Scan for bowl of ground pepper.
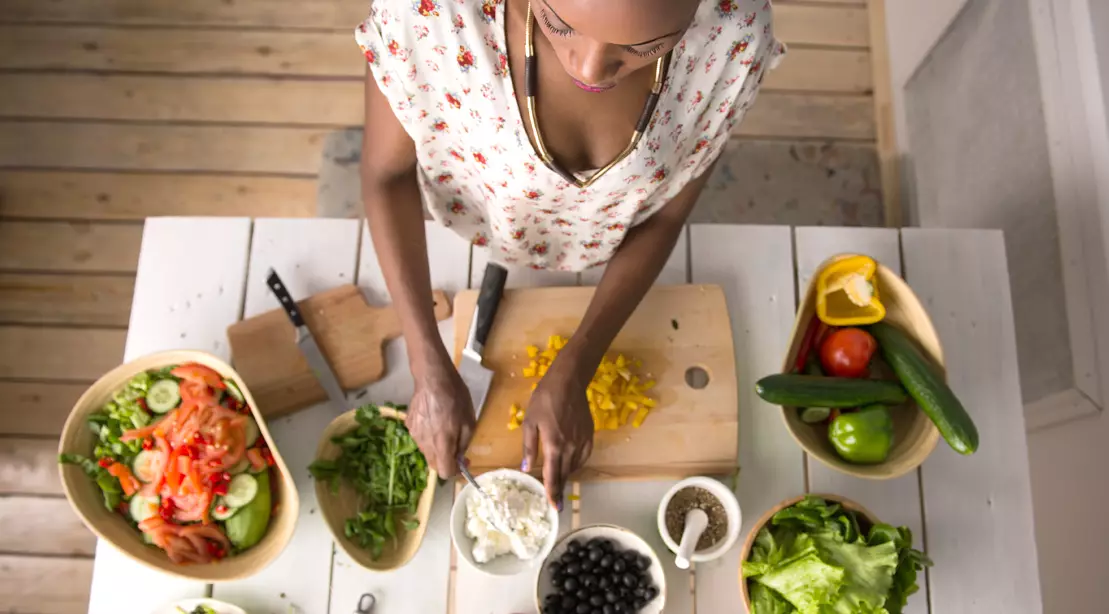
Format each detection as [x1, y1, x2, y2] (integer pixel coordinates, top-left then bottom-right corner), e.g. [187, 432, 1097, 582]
[657, 477, 742, 566]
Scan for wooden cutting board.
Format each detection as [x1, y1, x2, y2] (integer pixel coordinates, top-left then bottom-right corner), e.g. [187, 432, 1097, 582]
[453, 285, 738, 480]
[227, 284, 451, 418]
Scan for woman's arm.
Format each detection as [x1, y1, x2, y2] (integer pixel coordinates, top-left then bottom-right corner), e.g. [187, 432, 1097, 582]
[361, 67, 475, 477]
[522, 162, 716, 506]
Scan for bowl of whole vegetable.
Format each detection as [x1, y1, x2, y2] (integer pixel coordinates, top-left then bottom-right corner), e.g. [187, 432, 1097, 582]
[740, 494, 932, 614]
[310, 403, 436, 572]
[756, 254, 979, 480]
[57, 350, 299, 581]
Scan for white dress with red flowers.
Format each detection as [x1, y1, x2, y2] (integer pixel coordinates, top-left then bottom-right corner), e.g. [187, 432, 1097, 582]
[356, 0, 783, 271]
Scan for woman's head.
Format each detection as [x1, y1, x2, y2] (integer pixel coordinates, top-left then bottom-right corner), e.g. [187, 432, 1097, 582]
[531, 0, 700, 92]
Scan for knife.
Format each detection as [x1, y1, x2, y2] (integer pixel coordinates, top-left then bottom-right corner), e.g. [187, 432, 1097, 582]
[459, 262, 508, 419]
[266, 268, 349, 413]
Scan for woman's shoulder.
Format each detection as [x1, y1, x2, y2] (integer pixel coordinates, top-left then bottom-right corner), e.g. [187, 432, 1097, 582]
[356, 0, 500, 49]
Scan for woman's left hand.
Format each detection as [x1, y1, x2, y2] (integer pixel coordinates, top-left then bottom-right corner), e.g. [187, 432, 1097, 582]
[521, 358, 594, 510]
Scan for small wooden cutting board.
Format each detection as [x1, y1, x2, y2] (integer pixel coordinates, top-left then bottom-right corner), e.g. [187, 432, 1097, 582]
[227, 284, 451, 418]
[453, 284, 739, 481]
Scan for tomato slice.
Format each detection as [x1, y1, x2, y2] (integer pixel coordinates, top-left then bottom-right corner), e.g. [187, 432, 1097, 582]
[171, 363, 225, 390]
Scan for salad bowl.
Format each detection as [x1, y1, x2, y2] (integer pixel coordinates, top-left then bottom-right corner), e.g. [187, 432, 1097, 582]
[58, 350, 299, 581]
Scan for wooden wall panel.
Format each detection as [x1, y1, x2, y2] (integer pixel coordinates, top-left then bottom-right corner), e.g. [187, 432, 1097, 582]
[0, 170, 316, 220]
[0, 327, 126, 381]
[0, 273, 134, 327]
[0, 221, 143, 273]
[0, 497, 97, 556]
[0, 438, 63, 495]
[0, 555, 92, 614]
[0, 381, 90, 437]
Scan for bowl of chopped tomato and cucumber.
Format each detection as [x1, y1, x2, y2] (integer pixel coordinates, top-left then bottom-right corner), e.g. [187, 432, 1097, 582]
[756, 255, 980, 480]
[57, 350, 299, 581]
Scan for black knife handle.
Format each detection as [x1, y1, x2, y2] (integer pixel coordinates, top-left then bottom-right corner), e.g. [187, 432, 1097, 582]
[266, 268, 306, 328]
[469, 263, 508, 353]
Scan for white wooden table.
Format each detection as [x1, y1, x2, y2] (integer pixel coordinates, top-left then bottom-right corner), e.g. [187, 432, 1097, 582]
[87, 219, 1042, 614]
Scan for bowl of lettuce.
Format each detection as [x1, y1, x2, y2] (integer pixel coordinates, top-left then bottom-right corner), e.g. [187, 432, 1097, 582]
[740, 494, 931, 614]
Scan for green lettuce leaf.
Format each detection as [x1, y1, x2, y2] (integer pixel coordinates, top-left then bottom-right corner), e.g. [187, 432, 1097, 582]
[750, 582, 796, 614]
[812, 531, 898, 613]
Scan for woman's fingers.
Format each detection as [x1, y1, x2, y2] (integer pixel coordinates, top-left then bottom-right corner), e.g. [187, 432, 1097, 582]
[433, 429, 459, 477]
[521, 420, 540, 474]
[570, 438, 593, 475]
[542, 445, 565, 511]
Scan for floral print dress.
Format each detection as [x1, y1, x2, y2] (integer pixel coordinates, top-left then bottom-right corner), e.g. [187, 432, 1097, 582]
[356, 0, 783, 272]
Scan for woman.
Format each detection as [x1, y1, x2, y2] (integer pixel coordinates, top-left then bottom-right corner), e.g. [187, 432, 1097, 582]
[357, 0, 782, 508]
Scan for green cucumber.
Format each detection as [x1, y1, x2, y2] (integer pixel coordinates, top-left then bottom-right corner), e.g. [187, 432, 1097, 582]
[224, 470, 271, 550]
[224, 379, 245, 403]
[222, 473, 258, 508]
[211, 498, 238, 521]
[799, 407, 831, 424]
[129, 495, 159, 523]
[756, 374, 908, 408]
[869, 322, 979, 455]
[243, 416, 260, 447]
[131, 450, 162, 483]
[146, 379, 181, 413]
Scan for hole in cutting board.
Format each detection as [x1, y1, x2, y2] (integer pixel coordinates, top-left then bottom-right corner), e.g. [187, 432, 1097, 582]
[685, 366, 710, 389]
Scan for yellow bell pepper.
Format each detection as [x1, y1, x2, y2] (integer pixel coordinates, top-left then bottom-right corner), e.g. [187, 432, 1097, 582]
[816, 255, 886, 326]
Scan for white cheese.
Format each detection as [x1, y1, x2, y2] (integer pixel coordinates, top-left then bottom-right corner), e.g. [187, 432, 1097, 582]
[464, 477, 552, 564]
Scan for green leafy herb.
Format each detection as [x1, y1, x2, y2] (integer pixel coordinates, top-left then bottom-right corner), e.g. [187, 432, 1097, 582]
[308, 403, 429, 560]
[742, 496, 933, 614]
[59, 453, 122, 511]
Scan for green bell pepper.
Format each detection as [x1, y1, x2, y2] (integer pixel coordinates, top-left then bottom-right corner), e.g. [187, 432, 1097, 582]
[828, 404, 894, 464]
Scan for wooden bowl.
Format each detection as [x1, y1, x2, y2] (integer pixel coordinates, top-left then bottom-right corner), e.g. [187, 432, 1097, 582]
[314, 407, 437, 572]
[739, 494, 878, 611]
[780, 256, 942, 479]
[57, 350, 300, 582]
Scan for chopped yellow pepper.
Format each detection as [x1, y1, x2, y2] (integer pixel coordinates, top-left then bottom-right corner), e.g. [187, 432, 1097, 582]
[510, 334, 657, 432]
[816, 255, 886, 326]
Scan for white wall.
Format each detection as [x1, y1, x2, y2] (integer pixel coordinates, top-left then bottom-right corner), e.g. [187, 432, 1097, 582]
[884, 0, 969, 213]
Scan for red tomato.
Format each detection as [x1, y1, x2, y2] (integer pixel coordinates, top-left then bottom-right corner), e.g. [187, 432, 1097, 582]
[820, 328, 877, 378]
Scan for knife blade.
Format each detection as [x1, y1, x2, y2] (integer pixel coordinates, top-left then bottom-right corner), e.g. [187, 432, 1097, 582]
[265, 268, 349, 413]
[459, 262, 508, 418]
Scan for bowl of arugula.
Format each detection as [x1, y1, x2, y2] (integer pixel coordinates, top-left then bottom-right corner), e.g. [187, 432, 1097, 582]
[310, 403, 436, 571]
[740, 494, 932, 614]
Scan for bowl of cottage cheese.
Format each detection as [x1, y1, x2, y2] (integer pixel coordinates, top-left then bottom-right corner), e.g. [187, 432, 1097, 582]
[450, 468, 559, 576]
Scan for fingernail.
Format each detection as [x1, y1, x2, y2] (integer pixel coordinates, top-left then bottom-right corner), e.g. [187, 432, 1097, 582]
[556, 499, 564, 512]
[521, 459, 529, 472]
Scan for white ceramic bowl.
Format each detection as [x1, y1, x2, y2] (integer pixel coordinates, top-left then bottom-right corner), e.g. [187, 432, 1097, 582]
[449, 468, 560, 577]
[536, 524, 667, 614]
[657, 476, 743, 565]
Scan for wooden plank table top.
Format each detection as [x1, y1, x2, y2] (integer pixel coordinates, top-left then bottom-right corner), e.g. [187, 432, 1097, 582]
[85, 218, 1042, 614]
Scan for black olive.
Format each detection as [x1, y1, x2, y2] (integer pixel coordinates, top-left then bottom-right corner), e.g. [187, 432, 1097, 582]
[622, 550, 637, 562]
[638, 575, 650, 587]
[612, 558, 626, 573]
[562, 595, 577, 609]
[599, 554, 613, 568]
[603, 605, 615, 614]
[568, 540, 583, 553]
[605, 591, 619, 603]
[632, 587, 645, 598]
[582, 574, 596, 589]
[564, 577, 580, 592]
[565, 562, 581, 576]
[576, 589, 589, 601]
[589, 594, 604, 607]
[613, 603, 626, 614]
[599, 575, 612, 590]
[636, 555, 651, 571]
[599, 538, 613, 552]
[575, 604, 590, 614]
[582, 560, 595, 573]
[634, 598, 647, 610]
[645, 586, 659, 601]
[622, 573, 637, 588]
[551, 573, 564, 588]
[588, 547, 603, 562]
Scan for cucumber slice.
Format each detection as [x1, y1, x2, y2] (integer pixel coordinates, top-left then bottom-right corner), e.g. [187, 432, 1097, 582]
[129, 495, 159, 523]
[146, 380, 181, 414]
[131, 450, 164, 483]
[222, 474, 258, 508]
[799, 407, 831, 424]
[230, 458, 251, 475]
[243, 416, 260, 447]
[224, 379, 245, 403]
[211, 498, 238, 521]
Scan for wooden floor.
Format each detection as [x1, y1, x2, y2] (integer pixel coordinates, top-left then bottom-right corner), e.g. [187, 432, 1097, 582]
[0, 1, 891, 612]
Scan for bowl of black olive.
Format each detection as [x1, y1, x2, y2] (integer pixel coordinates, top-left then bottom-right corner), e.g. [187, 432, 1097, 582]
[536, 524, 665, 614]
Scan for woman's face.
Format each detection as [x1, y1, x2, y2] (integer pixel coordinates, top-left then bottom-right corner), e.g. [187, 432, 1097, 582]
[532, 0, 699, 92]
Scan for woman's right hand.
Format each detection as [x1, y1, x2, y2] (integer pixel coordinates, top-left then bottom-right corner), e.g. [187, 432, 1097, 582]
[404, 353, 476, 478]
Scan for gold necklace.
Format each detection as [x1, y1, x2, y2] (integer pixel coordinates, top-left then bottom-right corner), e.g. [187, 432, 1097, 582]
[523, 1, 671, 189]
